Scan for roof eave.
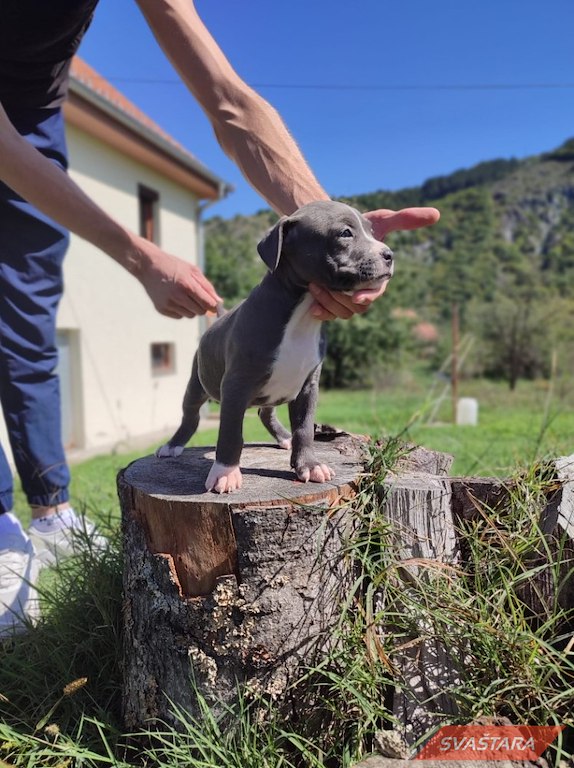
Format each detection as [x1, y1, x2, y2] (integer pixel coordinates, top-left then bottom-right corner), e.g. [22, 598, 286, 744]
[68, 75, 233, 201]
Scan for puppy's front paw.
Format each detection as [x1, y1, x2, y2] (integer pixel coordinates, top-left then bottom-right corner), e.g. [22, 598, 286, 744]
[294, 459, 335, 484]
[156, 444, 184, 458]
[205, 461, 242, 493]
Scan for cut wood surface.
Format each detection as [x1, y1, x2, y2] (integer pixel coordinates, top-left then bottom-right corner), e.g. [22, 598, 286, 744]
[120, 437, 365, 597]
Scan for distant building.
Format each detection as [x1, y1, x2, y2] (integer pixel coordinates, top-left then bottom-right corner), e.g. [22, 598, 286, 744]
[1, 58, 231, 463]
[413, 322, 439, 344]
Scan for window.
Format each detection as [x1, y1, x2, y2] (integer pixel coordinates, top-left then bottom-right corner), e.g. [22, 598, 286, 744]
[138, 184, 159, 242]
[151, 343, 175, 376]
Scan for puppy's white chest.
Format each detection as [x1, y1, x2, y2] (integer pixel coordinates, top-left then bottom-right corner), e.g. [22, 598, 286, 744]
[261, 294, 322, 404]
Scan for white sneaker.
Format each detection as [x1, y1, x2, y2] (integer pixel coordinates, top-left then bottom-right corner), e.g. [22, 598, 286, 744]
[28, 507, 108, 565]
[0, 533, 42, 638]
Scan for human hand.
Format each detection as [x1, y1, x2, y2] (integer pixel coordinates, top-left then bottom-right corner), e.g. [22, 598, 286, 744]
[309, 206, 440, 321]
[133, 236, 222, 319]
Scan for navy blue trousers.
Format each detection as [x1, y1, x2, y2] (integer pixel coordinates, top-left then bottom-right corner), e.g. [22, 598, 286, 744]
[0, 107, 70, 514]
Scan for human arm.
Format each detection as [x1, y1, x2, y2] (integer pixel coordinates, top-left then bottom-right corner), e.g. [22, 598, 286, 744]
[135, 0, 329, 217]
[134, 0, 440, 317]
[0, 101, 221, 318]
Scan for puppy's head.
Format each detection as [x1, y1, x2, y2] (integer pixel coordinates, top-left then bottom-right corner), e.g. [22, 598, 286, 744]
[257, 201, 394, 293]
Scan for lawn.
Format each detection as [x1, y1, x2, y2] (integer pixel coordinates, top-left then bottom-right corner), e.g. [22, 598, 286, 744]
[183, 375, 574, 477]
[12, 376, 574, 526]
[224, 378, 572, 474]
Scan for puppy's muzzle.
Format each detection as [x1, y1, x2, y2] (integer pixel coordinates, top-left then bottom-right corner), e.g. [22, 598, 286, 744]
[353, 246, 394, 290]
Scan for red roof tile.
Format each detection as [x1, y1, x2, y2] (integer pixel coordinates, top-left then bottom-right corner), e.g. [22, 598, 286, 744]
[70, 57, 192, 157]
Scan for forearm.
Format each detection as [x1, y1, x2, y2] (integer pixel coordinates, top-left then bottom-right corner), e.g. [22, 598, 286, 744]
[0, 104, 141, 274]
[136, 0, 328, 215]
[210, 92, 329, 216]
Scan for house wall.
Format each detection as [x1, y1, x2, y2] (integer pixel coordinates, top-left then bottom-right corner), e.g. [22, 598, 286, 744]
[0, 122, 206, 470]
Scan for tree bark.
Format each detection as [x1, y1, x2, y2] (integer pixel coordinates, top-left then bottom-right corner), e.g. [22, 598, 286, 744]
[118, 434, 365, 730]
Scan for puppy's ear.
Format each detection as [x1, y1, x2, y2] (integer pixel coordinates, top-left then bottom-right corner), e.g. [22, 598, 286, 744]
[257, 216, 289, 271]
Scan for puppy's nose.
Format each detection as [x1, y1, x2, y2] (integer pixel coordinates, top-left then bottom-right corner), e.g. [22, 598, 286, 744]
[381, 246, 393, 265]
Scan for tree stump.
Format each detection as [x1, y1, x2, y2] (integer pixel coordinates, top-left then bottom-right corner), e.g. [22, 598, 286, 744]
[118, 434, 365, 730]
[452, 454, 574, 627]
[376, 447, 461, 745]
[379, 452, 574, 747]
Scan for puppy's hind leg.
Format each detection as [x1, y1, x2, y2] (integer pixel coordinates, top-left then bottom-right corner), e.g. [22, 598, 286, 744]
[258, 406, 292, 450]
[157, 357, 208, 457]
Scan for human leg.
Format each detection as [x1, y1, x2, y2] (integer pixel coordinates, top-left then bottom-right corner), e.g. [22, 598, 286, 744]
[0, 108, 104, 583]
[0, 446, 14, 517]
[0, 108, 70, 633]
[0, 107, 71, 512]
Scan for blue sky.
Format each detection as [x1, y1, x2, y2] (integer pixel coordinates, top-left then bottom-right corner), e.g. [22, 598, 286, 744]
[79, 0, 574, 220]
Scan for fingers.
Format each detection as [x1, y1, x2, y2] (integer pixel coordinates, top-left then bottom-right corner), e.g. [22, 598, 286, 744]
[140, 245, 223, 319]
[308, 281, 388, 321]
[168, 262, 222, 316]
[171, 275, 221, 317]
[352, 280, 389, 308]
[308, 284, 357, 320]
[364, 206, 440, 240]
[156, 284, 213, 319]
[187, 264, 222, 307]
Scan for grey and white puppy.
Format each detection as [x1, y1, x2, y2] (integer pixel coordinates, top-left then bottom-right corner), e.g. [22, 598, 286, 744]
[157, 200, 393, 493]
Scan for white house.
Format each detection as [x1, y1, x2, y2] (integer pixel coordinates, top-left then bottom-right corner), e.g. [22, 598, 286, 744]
[1, 57, 231, 461]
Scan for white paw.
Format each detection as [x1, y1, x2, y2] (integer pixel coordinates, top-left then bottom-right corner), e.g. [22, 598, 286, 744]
[205, 461, 242, 493]
[296, 463, 335, 484]
[278, 437, 292, 451]
[156, 444, 184, 458]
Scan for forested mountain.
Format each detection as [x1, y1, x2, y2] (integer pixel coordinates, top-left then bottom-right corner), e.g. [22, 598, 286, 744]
[204, 138, 574, 389]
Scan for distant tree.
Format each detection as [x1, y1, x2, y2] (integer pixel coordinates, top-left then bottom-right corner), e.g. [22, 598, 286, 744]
[472, 257, 552, 390]
[341, 187, 421, 213]
[544, 137, 574, 161]
[541, 203, 574, 296]
[204, 211, 277, 305]
[205, 232, 264, 306]
[321, 296, 415, 389]
[477, 297, 550, 390]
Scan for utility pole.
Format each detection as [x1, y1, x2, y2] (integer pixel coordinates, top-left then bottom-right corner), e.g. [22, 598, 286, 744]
[451, 302, 459, 424]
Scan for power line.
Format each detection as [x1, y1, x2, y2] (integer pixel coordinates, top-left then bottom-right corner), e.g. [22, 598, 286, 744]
[254, 82, 574, 92]
[106, 77, 574, 92]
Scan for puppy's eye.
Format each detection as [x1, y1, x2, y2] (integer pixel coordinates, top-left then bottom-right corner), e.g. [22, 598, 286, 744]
[339, 228, 353, 238]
